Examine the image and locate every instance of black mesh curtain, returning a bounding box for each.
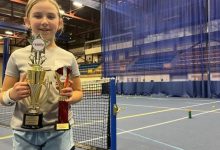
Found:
[101,0,220,98]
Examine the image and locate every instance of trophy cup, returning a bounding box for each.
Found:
[22,34,49,129]
[55,66,71,130]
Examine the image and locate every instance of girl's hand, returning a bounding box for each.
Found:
[60,87,73,99]
[60,80,73,101]
[55,80,73,91]
[9,74,30,101]
[59,77,82,104]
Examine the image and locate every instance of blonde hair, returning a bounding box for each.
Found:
[25,0,64,31]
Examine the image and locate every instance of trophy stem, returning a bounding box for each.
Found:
[58,101,69,123]
[55,100,70,130]
[55,67,71,130]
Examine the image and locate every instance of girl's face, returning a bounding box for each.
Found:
[24,1,62,42]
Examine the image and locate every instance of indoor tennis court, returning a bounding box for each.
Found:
[1,0,220,150]
[1,95,220,150]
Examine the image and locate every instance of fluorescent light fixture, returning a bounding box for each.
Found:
[76,0,100,10]
[0,36,3,39]
[5,31,13,35]
[73,1,83,7]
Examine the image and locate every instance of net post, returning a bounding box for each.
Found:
[110,78,117,150]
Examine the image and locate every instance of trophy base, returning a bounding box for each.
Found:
[55,101,70,130]
[22,112,43,129]
[55,123,70,130]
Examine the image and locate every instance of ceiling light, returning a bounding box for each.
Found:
[73,1,83,7]
[5,31,13,35]
[0,36,3,40]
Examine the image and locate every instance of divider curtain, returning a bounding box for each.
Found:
[101,0,220,98]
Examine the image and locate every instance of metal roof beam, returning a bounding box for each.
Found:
[0,21,27,33]
[9,0,98,24]
[64,13,97,25]
[10,0,26,5]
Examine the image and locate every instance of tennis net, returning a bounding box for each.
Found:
[0,78,116,150]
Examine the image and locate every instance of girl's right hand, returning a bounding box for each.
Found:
[9,74,31,101]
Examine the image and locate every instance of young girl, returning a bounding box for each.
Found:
[0,0,83,149]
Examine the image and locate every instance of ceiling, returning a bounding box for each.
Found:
[0,0,101,50]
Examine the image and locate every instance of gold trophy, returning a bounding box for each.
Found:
[55,66,71,130]
[22,34,49,129]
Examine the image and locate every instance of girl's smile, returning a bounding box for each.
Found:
[24,1,62,46]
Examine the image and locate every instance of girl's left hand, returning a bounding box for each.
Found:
[59,77,83,104]
[60,80,73,102]
[60,87,73,100]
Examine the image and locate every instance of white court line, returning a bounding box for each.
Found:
[0,134,13,140]
[118,103,172,109]
[118,108,220,135]
[178,101,219,109]
[119,101,219,109]
[117,101,219,120]
[73,107,219,146]
[78,136,106,144]
[77,105,217,147]
[117,128,184,150]
[0,102,219,141]
[117,95,218,102]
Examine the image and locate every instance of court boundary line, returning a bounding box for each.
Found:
[118,103,173,109]
[117,95,218,102]
[117,128,184,150]
[0,101,219,141]
[119,103,220,113]
[117,108,220,135]
[0,134,13,140]
[117,101,219,120]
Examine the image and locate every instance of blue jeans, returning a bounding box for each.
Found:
[12,128,74,150]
